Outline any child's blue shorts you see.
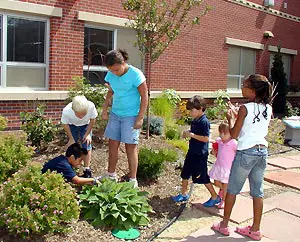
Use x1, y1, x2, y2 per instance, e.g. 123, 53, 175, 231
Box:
181, 151, 210, 184
227, 147, 267, 198
104, 112, 140, 144
69, 124, 92, 151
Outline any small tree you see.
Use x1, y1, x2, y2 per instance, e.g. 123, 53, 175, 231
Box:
270, 46, 288, 114
122, 0, 211, 138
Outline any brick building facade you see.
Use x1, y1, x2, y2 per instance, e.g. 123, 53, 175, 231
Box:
0, 0, 299, 128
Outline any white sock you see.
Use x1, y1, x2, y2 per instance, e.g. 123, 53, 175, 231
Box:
84, 167, 90, 171
107, 172, 116, 177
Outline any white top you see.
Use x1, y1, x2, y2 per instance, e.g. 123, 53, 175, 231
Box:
61, 101, 98, 126
237, 102, 272, 150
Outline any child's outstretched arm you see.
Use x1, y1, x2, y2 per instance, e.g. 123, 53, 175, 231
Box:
226, 105, 247, 139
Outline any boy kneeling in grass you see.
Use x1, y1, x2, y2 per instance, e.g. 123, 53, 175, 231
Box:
42, 143, 98, 185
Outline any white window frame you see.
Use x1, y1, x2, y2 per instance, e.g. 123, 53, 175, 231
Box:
0, 12, 49, 90
269, 52, 291, 84
83, 25, 117, 74
227, 47, 256, 91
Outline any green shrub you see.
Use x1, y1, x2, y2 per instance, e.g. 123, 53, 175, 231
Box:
160, 148, 178, 162
165, 125, 181, 140
138, 148, 166, 180
67, 76, 108, 109
161, 89, 181, 108
0, 165, 80, 238
0, 134, 34, 183
267, 118, 285, 145
143, 116, 163, 136
206, 90, 230, 120
167, 139, 189, 154
151, 96, 174, 120
0, 115, 7, 131
285, 101, 300, 117
79, 179, 152, 230
20, 105, 56, 149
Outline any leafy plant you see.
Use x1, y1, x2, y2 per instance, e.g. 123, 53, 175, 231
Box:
0, 115, 7, 131
20, 105, 56, 150
142, 116, 163, 136
206, 90, 230, 120
151, 96, 174, 120
0, 134, 34, 183
165, 125, 181, 140
67, 76, 108, 109
167, 139, 189, 154
178, 100, 192, 125
159, 148, 178, 162
285, 101, 300, 117
0, 165, 80, 238
266, 118, 285, 145
137, 148, 166, 180
161, 89, 181, 108
79, 179, 152, 230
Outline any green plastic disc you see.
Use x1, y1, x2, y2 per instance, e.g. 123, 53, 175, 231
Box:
112, 228, 140, 240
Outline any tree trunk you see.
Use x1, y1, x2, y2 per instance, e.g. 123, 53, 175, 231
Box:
146, 58, 152, 139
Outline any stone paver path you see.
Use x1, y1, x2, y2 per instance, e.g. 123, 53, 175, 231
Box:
181, 227, 275, 242
267, 157, 300, 169
264, 170, 300, 191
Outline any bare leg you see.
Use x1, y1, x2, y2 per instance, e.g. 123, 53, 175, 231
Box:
125, 143, 138, 178
205, 183, 218, 200
182, 179, 189, 196
251, 197, 263, 231
214, 180, 223, 189
223, 183, 228, 200
108, 139, 120, 173
83, 150, 92, 168
221, 193, 236, 228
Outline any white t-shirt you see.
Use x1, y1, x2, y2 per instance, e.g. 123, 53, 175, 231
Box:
237, 102, 272, 150
61, 101, 98, 126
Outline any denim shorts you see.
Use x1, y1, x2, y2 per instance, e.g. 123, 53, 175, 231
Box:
69, 124, 92, 151
227, 146, 267, 198
104, 112, 140, 144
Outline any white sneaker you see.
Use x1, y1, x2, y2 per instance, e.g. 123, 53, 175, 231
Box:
129, 178, 138, 188
98, 173, 117, 182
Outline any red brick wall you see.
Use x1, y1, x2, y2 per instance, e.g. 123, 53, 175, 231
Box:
1, 0, 299, 129
0, 100, 65, 129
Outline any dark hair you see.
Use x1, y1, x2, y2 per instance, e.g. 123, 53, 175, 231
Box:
65, 143, 88, 159
218, 121, 229, 133
105, 49, 129, 67
245, 74, 272, 122
186, 95, 206, 111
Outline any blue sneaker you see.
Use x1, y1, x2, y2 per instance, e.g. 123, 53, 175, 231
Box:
172, 194, 190, 203
203, 196, 221, 207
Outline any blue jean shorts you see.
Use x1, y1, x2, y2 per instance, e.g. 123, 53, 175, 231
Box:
104, 112, 140, 144
227, 146, 267, 198
69, 124, 92, 151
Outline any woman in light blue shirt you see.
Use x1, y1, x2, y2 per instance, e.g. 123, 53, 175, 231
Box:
101, 49, 148, 187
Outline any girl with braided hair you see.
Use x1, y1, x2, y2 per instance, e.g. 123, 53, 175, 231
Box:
212, 74, 272, 241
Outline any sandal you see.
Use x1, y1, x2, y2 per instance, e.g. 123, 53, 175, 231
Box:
235, 226, 261, 241
216, 200, 224, 209
211, 222, 230, 236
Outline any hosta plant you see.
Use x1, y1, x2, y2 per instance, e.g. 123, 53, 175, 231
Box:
80, 179, 153, 230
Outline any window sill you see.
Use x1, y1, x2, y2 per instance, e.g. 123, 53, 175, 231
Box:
0, 90, 68, 101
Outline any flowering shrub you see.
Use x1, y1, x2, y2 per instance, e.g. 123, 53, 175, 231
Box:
0, 115, 7, 131
0, 165, 80, 238
0, 134, 33, 183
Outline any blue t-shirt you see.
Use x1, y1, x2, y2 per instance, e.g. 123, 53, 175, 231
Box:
41, 155, 76, 182
105, 65, 146, 117
189, 114, 210, 156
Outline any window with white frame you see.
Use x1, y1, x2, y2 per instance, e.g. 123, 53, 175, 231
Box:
0, 13, 48, 89
269, 52, 291, 83
227, 46, 256, 90
83, 26, 115, 85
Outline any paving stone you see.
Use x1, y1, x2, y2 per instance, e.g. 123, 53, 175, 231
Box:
264, 170, 300, 191
266, 164, 281, 171
261, 210, 300, 242
241, 179, 272, 193
284, 155, 300, 161
264, 192, 300, 217
192, 195, 276, 224
181, 226, 275, 242
267, 157, 300, 169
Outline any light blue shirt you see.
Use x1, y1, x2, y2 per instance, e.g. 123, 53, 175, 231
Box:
105, 65, 146, 117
